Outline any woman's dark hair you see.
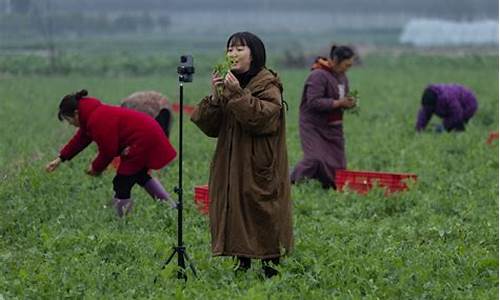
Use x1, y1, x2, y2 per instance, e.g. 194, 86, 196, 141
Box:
421, 88, 437, 107
58, 89, 88, 121
329, 45, 355, 62
226, 31, 266, 77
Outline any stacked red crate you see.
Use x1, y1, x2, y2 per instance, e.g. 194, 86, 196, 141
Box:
172, 103, 195, 115
336, 170, 417, 195
194, 185, 209, 214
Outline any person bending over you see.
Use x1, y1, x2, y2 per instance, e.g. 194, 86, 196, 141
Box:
416, 84, 478, 132
46, 89, 177, 217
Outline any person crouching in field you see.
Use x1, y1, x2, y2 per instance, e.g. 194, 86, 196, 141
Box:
190, 32, 293, 278
290, 45, 357, 189
416, 84, 478, 132
45, 89, 177, 217
121, 91, 173, 137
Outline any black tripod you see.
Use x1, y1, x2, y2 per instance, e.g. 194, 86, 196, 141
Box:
157, 55, 197, 280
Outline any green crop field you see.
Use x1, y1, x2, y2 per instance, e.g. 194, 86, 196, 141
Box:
0, 53, 498, 299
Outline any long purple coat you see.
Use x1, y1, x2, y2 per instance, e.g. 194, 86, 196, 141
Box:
416, 84, 478, 131
290, 67, 349, 188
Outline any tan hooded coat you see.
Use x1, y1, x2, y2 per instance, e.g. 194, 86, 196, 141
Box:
120, 91, 171, 118
191, 68, 293, 258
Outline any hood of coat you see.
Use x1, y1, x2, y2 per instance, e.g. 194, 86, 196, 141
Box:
77, 97, 102, 129
245, 68, 283, 95
311, 56, 333, 73
121, 91, 171, 118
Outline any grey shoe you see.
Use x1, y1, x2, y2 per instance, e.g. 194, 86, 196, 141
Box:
113, 197, 133, 217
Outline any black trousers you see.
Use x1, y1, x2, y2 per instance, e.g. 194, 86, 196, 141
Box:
237, 256, 280, 268
155, 109, 172, 137
113, 169, 151, 199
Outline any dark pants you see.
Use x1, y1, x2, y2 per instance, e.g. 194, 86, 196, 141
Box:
113, 169, 151, 199
155, 109, 172, 137
237, 256, 280, 268
290, 158, 336, 189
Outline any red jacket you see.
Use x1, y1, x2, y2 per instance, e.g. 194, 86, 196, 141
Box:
60, 97, 177, 175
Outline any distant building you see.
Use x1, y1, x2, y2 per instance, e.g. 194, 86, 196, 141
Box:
400, 19, 499, 46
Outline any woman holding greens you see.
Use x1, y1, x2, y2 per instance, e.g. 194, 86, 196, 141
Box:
291, 45, 356, 189
191, 32, 293, 278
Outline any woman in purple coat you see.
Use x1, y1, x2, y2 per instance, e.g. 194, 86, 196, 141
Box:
416, 84, 478, 132
290, 45, 356, 189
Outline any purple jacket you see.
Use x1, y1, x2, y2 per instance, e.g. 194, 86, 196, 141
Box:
299, 69, 349, 172
416, 84, 478, 131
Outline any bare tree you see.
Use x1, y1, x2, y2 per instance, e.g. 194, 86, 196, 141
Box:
30, 0, 59, 72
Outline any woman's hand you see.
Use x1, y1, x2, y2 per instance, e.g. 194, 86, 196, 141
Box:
46, 157, 62, 173
211, 73, 224, 96
335, 97, 357, 109
85, 164, 99, 177
224, 71, 241, 93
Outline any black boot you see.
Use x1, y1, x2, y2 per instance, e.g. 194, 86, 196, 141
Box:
261, 257, 280, 278
234, 256, 251, 273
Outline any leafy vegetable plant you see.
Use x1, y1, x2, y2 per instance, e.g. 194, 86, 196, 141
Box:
346, 89, 360, 115
213, 55, 235, 94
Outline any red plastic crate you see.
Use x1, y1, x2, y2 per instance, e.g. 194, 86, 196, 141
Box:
172, 103, 195, 115
335, 170, 417, 195
194, 185, 209, 214
486, 131, 498, 145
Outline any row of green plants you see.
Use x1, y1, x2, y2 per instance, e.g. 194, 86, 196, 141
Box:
0, 51, 497, 76
0, 12, 171, 39
0, 53, 182, 76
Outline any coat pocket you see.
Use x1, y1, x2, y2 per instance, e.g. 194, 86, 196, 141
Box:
249, 136, 279, 200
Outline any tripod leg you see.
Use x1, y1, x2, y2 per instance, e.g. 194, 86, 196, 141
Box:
161, 247, 177, 269
154, 247, 178, 283
177, 249, 187, 280
182, 250, 198, 278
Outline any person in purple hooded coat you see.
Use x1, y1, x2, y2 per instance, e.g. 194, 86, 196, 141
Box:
290, 45, 357, 189
416, 84, 478, 132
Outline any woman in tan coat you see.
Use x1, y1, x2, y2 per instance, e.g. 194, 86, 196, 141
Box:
191, 32, 293, 278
